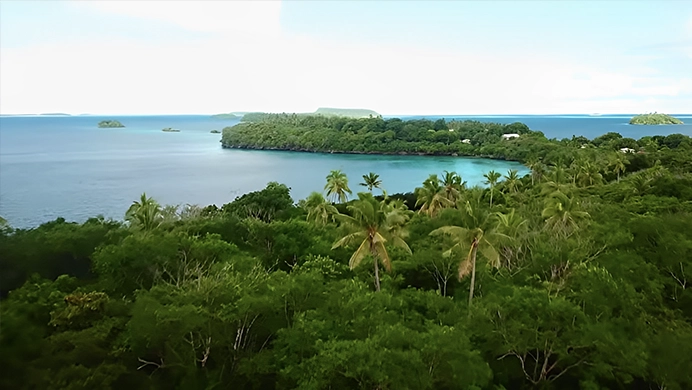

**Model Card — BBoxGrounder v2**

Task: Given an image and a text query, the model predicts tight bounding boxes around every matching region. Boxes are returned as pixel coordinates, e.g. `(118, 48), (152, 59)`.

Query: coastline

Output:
(220, 143), (523, 164)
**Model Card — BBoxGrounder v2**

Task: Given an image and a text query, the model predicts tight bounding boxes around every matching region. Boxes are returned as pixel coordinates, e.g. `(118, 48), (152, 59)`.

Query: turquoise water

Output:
(1, 114), (690, 228)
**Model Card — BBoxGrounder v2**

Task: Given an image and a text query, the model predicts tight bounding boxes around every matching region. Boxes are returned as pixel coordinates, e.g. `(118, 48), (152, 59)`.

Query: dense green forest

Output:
(629, 113), (684, 125)
(222, 114), (691, 165)
(2, 119), (692, 389)
(241, 108), (380, 122)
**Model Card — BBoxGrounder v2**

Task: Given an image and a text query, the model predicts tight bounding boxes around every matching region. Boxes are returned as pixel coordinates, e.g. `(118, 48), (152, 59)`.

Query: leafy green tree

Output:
(332, 193), (412, 291)
(325, 169), (352, 203)
(483, 170), (502, 207)
(415, 174), (453, 217)
(359, 172), (382, 192)
(125, 193), (163, 231)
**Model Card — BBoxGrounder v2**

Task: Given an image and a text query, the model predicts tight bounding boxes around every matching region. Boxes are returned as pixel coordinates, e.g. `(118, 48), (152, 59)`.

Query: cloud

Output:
(2, 2), (692, 115)
(69, 1), (283, 38)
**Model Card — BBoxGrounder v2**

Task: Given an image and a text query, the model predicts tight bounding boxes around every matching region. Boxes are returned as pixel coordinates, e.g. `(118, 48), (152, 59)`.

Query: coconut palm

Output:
(494, 209), (528, 269)
(576, 160), (603, 187)
(302, 191), (338, 225)
(430, 193), (509, 306)
(324, 169), (352, 203)
(503, 169), (521, 193)
(542, 163), (572, 195)
(415, 174), (453, 217)
(125, 193), (163, 231)
(607, 152), (629, 182)
(359, 172), (382, 192)
(526, 158), (546, 186)
(483, 170), (502, 207)
(541, 191), (590, 237)
(332, 193), (412, 291)
(440, 170), (466, 204)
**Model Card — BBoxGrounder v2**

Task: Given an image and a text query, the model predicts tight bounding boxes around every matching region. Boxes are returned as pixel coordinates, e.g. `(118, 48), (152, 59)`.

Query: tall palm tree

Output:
(332, 193), (412, 291)
(542, 163), (572, 195)
(430, 193), (509, 306)
(541, 191), (590, 237)
(359, 172), (382, 192)
(607, 152), (629, 182)
(324, 170), (352, 203)
(483, 170), (502, 207)
(415, 174), (453, 217)
(125, 193), (163, 231)
(302, 192), (338, 225)
(576, 160), (603, 187)
(440, 170), (466, 204)
(526, 158), (546, 186)
(503, 169), (521, 193)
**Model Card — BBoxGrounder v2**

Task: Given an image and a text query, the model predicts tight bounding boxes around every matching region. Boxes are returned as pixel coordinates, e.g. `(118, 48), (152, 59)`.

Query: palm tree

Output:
(324, 170), (352, 203)
(440, 170), (466, 204)
(415, 174), (453, 217)
(503, 169), (521, 193)
(607, 152), (629, 182)
(359, 172), (382, 192)
(125, 193), (163, 231)
(494, 209), (528, 269)
(302, 192), (338, 225)
(332, 193), (412, 291)
(483, 170), (502, 207)
(576, 160), (603, 187)
(541, 191), (590, 237)
(526, 158), (546, 186)
(430, 193), (509, 306)
(542, 163), (572, 195)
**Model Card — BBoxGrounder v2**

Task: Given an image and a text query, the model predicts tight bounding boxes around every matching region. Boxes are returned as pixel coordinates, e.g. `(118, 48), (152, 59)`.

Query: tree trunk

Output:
(468, 239), (479, 307)
(489, 189), (494, 208)
(371, 242), (381, 292)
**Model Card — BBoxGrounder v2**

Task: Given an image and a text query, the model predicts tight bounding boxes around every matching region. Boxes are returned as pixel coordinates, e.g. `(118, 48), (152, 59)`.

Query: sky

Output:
(1, 0), (692, 115)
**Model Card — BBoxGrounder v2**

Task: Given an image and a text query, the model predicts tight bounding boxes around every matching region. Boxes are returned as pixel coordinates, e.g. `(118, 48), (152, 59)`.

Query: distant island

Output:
(242, 107), (380, 122)
(39, 113), (71, 116)
(98, 120), (124, 128)
(211, 113), (239, 119)
(629, 112), (683, 125)
(162, 127), (181, 132)
(210, 130), (221, 134)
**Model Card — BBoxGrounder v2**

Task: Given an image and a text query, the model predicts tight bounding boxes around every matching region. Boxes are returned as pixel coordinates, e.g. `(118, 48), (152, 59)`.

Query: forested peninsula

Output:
(2, 116), (692, 389)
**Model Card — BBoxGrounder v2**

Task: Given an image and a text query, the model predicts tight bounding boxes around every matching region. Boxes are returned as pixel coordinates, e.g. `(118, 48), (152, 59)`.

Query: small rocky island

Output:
(162, 127), (181, 132)
(98, 120), (124, 128)
(629, 112), (683, 125)
(210, 130), (221, 134)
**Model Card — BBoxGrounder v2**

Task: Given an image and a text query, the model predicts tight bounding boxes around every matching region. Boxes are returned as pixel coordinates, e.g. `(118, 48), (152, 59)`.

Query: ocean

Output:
(1, 114), (690, 228)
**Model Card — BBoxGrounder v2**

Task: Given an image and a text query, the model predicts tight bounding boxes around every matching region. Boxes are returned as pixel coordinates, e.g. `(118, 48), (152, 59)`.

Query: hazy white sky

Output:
(1, 1), (691, 115)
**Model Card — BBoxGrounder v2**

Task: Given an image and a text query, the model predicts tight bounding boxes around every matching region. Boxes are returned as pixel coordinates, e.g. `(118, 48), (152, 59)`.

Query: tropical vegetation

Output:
(2, 121), (692, 389)
(629, 112), (684, 125)
(97, 120), (124, 128)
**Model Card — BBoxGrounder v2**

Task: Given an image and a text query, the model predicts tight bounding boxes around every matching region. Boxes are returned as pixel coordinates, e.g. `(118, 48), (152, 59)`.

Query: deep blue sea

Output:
(1, 114), (690, 228)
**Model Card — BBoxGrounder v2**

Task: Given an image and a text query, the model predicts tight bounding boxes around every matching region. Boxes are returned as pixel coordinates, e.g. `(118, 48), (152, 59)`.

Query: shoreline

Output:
(220, 143), (523, 164)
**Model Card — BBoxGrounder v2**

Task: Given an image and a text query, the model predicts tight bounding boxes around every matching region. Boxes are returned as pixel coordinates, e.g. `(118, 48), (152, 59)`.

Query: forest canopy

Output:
(2, 119), (692, 389)
(629, 112), (684, 125)
(97, 120), (125, 128)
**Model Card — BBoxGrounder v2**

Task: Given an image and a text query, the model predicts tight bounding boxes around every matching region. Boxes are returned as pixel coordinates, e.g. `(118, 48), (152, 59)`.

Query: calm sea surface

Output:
(1, 114), (690, 228)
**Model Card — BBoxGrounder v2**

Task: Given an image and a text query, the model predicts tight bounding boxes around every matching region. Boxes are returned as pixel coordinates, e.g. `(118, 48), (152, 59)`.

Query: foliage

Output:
(3, 121), (692, 389)
(629, 112), (684, 125)
(97, 120), (124, 128)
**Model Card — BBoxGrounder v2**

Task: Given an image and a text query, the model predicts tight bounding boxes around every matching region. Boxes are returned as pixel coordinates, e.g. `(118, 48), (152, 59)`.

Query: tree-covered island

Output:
(97, 120), (125, 128)
(2, 115), (692, 389)
(161, 127), (181, 132)
(629, 112), (684, 125)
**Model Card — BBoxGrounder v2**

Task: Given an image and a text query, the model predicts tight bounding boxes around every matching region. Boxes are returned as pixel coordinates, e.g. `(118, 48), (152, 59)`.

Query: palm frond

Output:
(348, 239), (370, 269)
